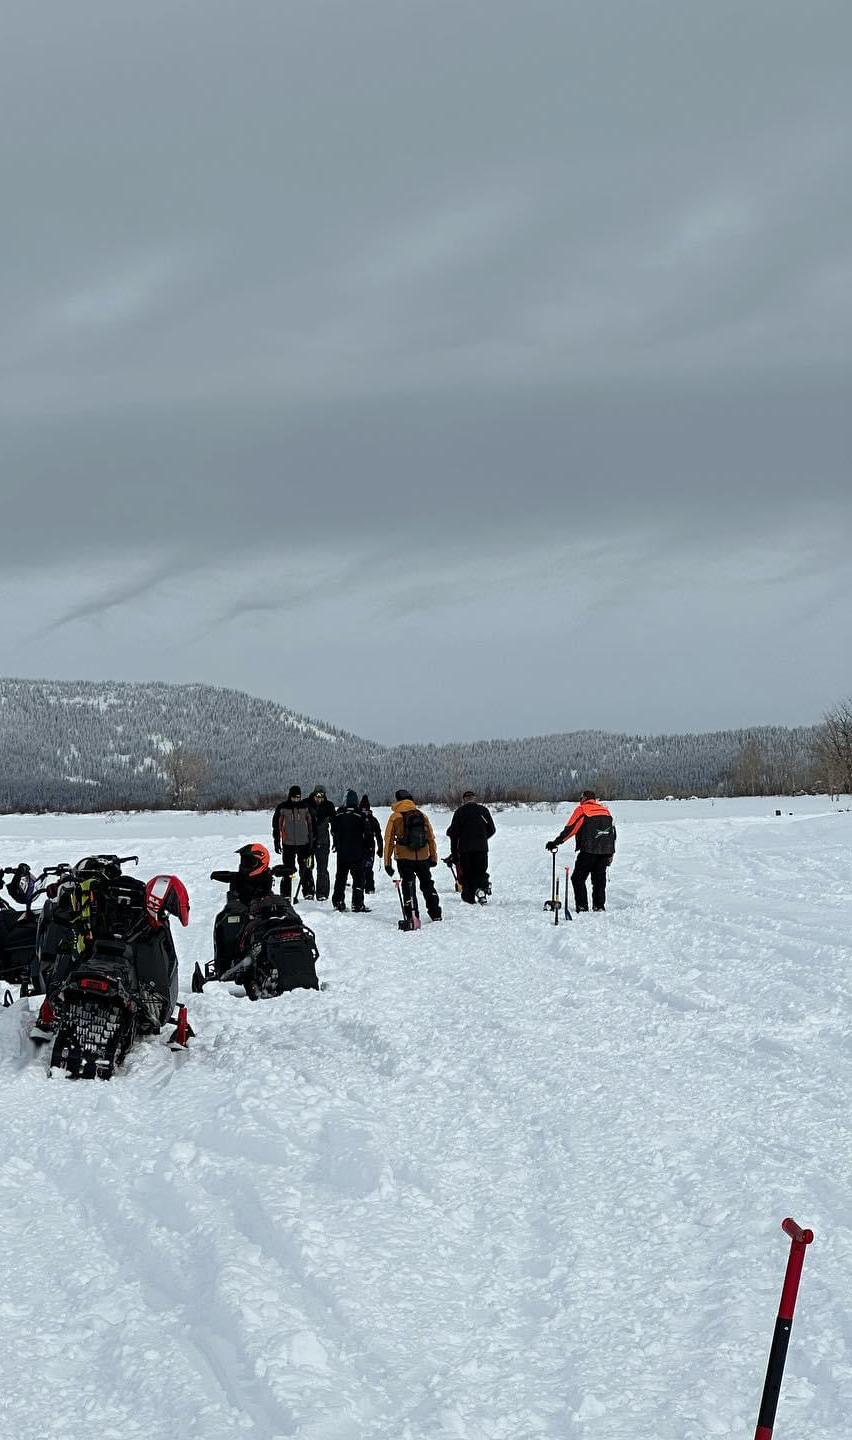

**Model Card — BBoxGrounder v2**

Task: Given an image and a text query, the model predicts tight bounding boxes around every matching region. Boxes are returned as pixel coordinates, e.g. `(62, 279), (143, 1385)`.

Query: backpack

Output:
(583, 816), (616, 856)
(402, 809), (429, 852)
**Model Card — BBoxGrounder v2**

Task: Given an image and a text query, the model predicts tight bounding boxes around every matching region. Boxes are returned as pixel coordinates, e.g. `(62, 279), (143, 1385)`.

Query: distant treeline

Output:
(0, 677), (822, 813)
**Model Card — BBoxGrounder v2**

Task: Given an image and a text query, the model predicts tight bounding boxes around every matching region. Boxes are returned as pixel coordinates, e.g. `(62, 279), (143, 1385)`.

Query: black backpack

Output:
(583, 816), (617, 856)
(402, 809), (429, 852)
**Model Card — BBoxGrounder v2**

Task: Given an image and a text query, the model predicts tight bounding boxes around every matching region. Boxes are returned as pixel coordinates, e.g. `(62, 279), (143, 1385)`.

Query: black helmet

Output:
(75, 854), (122, 882)
(6, 863), (34, 906)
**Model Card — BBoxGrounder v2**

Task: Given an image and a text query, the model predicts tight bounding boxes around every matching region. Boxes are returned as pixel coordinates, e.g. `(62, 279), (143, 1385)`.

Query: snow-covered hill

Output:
(0, 677), (382, 811)
(0, 677), (819, 809)
(1, 798), (850, 1438)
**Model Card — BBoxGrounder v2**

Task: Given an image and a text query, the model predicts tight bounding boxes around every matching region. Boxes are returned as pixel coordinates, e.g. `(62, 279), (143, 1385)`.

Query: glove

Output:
(428, 858), (437, 868)
(545, 840), (558, 852)
(606, 856), (614, 868)
(385, 864), (394, 878)
(273, 842), (281, 855)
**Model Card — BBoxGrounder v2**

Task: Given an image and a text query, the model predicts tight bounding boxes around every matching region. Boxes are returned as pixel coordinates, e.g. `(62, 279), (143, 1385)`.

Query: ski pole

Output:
(754, 1218), (814, 1440)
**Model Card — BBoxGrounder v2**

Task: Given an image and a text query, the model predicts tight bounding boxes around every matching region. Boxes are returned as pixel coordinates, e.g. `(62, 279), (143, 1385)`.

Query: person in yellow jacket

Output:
(383, 790), (442, 921)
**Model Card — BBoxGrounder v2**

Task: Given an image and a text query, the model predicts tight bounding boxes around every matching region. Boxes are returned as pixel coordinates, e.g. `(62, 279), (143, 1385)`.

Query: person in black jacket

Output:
(271, 786), (316, 900)
(330, 790), (372, 912)
(307, 785), (336, 901)
(360, 794), (383, 894)
(447, 790), (496, 904)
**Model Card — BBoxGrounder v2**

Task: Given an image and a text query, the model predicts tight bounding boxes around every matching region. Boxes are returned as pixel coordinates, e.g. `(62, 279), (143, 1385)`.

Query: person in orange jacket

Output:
(546, 790), (616, 912)
(383, 790), (442, 921)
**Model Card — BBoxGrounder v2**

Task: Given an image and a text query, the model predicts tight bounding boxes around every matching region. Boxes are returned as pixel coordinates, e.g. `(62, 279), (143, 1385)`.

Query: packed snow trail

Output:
(1, 800), (851, 1438)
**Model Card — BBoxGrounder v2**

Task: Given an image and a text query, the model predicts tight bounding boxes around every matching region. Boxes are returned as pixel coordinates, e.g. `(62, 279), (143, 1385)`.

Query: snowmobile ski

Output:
(167, 1003), (194, 1050)
(30, 998), (57, 1044)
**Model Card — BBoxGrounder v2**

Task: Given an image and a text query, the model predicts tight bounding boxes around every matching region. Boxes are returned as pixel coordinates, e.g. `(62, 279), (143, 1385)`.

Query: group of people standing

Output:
(222, 785), (616, 922)
(271, 786), (382, 911)
(269, 785), (498, 918)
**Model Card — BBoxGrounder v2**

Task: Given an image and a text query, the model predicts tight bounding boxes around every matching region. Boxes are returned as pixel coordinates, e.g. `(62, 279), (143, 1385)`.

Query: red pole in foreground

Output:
(754, 1218), (814, 1440)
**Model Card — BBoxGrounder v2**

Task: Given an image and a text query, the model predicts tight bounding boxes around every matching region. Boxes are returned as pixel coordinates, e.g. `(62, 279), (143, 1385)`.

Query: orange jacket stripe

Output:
(564, 800), (611, 839)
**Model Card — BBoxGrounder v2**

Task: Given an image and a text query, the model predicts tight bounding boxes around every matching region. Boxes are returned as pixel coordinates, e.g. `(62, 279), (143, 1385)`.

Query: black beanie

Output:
(395, 789), (413, 802)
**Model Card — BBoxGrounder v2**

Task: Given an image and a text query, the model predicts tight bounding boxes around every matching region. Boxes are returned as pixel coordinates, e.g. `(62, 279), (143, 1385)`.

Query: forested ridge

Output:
(0, 677), (819, 811)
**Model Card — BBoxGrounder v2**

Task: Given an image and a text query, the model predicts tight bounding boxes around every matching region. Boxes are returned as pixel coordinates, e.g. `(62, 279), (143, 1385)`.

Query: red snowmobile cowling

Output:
(145, 875), (190, 928)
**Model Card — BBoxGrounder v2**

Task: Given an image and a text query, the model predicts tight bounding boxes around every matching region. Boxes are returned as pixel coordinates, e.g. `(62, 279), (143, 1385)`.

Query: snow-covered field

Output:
(1, 798), (850, 1439)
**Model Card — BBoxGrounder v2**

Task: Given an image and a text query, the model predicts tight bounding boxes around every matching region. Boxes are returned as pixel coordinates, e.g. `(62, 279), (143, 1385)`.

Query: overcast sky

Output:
(1, 0), (850, 743)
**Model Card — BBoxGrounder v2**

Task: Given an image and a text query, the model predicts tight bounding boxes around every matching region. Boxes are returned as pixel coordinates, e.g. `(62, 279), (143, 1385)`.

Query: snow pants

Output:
(457, 850), (489, 904)
(397, 859), (441, 919)
(280, 845), (315, 899)
(314, 840), (330, 900)
(332, 856), (366, 910)
(571, 853), (609, 911)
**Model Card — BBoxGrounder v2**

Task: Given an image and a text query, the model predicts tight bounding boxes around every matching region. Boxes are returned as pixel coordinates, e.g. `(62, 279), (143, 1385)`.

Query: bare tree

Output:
(164, 744), (212, 809)
(726, 738), (766, 796)
(812, 698), (852, 797)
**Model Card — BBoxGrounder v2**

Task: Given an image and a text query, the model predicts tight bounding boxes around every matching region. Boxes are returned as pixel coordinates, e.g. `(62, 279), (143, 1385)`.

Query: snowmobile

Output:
(30, 855), (192, 1079)
(193, 889), (320, 1001)
(1, 863), (71, 987)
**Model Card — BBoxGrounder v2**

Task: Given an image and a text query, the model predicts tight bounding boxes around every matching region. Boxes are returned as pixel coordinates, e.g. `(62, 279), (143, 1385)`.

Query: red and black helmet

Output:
(145, 875), (190, 928)
(237, 843), (270, 878)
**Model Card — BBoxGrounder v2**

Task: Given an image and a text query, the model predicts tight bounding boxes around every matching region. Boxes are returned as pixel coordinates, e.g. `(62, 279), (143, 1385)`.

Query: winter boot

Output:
(333, 900), (347, 913)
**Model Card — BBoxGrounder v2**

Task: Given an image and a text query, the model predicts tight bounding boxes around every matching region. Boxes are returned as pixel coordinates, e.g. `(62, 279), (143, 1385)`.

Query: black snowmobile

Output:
(194, 879), (320, 1001)
(1, 864), (70, 988)
(30, 855), (192, 1079)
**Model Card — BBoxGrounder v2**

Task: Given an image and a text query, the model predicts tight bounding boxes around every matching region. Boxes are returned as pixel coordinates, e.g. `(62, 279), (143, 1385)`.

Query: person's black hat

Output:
(395, 789), (413, 802)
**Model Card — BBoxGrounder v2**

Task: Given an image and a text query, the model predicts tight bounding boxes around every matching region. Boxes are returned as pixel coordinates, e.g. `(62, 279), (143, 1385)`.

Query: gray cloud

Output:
(1, 0), (850, 739)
